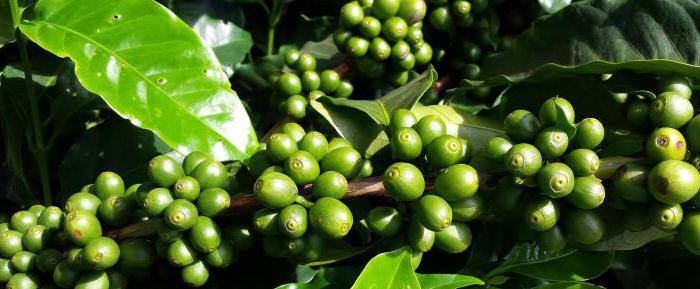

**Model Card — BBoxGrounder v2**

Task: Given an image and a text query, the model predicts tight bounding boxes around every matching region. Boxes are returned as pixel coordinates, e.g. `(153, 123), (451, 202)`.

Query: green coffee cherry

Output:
(429, 6), (452, 31)
(11, 211), (36, 234)
(267, 133), (299, 163)
(405, 26), (423, 47)
(346, 36), (370, 57)
(189, 216), (222, 253)
(222, 224), (254, 251)
(386, 70), (410, 86)
(287, 234), (325, 262)
(196, 188), (231, 217)
(538, 162), (575, 198)
(278, 204), (308, 239)
(493, 177), (525, 212)
(191, 159), (227, 190)
(164, 199), (199, 231)
(687, 115), (700, 153)
(504, 110), (541, 142)
(356, 57), (386, 79)
(254, 172), (298, 209)
(383, 162), (425, 201)
(414, 115), (446, 148)
(650, 92), (693, 128)
(407, 219), (435, 252)
(27, 205), (44, 218)
(320, 70), (341, 94)
(373, 0), (400, 19)
(10, 251), (35, 272)
(21, 225), (48, 253)
(183, 151), (211, 176)
(612, 163), (650, 203)
(298, 131), (329, 161)
(173, 176), (200, 201)
(158, 226), (183, 242)
(309, 197), (353, 239)
(296, 54), (317, 71)
(434, 223), (472, 253)
(414, 43), (433, 66)
(426, 135), (464, 169)
(394, 53), (416, 70)
(484, 137), (513, 162)
(36, 249), (61, 274)
(536, 226), (567, 252)
(416, 195), (453, 231)
(65, 192), (101, 215)
(286, 95), (308, 119)
(534, 127), (569, 160)
(206, 241), (236, 268)
(99, 196), (133, 227)
(504, 143), (543, 177)
(649, 203), (683, 230)
(658, 74), (692, 98)
(53, 261), (79, 288)
(450, 195), (484, 222)
(7, 273), (40, 289)
(539, 97), (575, 126)
(648, 160), (700, 205)
(284, 150), (320, 185)
(646, 127), (687, 162)
(280, 122), (306, 143)
(391, 40), (411, 61)
(626, 101), (650, 128)
(679, 211), (700, 255)
(278, 72), (302, 96)
(335, 80), (354, 98)
(107, 270), (129, 289)
(366, 206), (402, 237)
(390, 127), (422, 161)
(390, 110), (418, 135)
(95, 171), (125, 200)
(321, 147), (363, 178)
(284, 49), (300, 67)
(148, 155), (184, 188)
(118, 238), (155, 270)
(567, 176), (605, 209)
(572, 118), (605, 149)
(83, 237), (120, 270)
(312, 171), (348, 199)
(37, 206), (63, 231)
(565, 149), (599, 176)
(143, 188), (174, 217)
(0, 259), (13, 282)
(524, 198), (559, 231)
(397, 0), (427, 25)
(564, 209), (605, 245)
(252, 209), (280, 236)
(64, 211), (102, 246)
(358, 159), (373, 177)
(75, 270), (109, 289)
(433, 164), (478, 201)
(340, 1), (365, 27)
(301, 71), (321, 92)
(359, 16), (382, 38)
(65, 248), (85, 270)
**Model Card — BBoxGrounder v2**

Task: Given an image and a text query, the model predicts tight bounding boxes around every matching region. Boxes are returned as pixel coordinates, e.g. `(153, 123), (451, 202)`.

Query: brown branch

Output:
(432, 73), (455, 95)
(333, 57), (354, 78)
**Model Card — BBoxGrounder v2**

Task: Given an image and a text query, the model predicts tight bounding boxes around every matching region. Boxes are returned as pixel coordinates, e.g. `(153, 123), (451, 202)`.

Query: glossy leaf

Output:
(487, 243), (614, 282)
(20, 0), (258, 162)
(416, 273), (484, 289)
(304, 240), (375, 266)
(530, 282), (605, 289)
(310, 98), (385, 157)
(299, 36), (343, 70)
(0, 0), (19, 46)
(412, 105), (504, 152)
(275, 266), (362, 289)
(584, 225), (674, 251)
(351, 247), (420, 289)
(456, 0), (700, 88)
(192, 14), (253, 77)
(59, 119), (170, 197)
(539, 0), (571, 14)
(554, 101), (576, 139)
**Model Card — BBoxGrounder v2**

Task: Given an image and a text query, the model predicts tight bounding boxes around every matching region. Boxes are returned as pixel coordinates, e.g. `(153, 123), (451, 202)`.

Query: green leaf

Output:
(583, 225), (674, 251)
(461, 0), (700, 87)
(299, 35), (343, 70)
(487, 243), (614, 282)
(539, 0), (571, 14)
(351, 247), (420, 289)
(554, 100), (576, 139)
(20, 0), (258, 162)
(0, 0), (20, 47)
(59, 119), (170, 197)
(192, 14), (253, 77)
(530, 282), (606, 289)
(599, 129), (644, 157)
(412, 105), (504, 152)
(416, 273), (484, 289)
(275, 266), (362, 289)
(310, 66), (437, 157)
(303, 239), (375, 266)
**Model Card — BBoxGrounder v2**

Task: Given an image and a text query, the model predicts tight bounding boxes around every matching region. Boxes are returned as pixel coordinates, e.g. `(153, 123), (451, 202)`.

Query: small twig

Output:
(333, 57), (354, 78)
(432, 73), (455, 96)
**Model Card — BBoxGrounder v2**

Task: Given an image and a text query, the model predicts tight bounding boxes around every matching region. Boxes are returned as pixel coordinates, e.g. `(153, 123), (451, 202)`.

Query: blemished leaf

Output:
(487, 243), (614, 282)
(455, 0), (700, 88)
(20, 0), (258, 162)
(351, 247), (420, 289)
(192, 14), (253, 77)
(59, 119), (170, 198)
(416, 273), (484, 289)
(539, 0), (571, 14)
(530, 281), (606, 289)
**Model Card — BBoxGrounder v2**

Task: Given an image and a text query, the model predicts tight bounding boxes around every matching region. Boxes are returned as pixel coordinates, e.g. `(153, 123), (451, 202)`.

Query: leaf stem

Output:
(266, 26), (275, 57)
(16, 30), (53, 205)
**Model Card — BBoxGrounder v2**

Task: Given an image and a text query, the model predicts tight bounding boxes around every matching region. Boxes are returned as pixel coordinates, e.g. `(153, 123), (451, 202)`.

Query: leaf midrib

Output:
(25, 19), (235, 151)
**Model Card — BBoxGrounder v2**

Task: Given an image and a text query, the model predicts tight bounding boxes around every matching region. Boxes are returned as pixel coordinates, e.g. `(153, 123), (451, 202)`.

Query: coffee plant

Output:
(2, 0), (700, 288)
